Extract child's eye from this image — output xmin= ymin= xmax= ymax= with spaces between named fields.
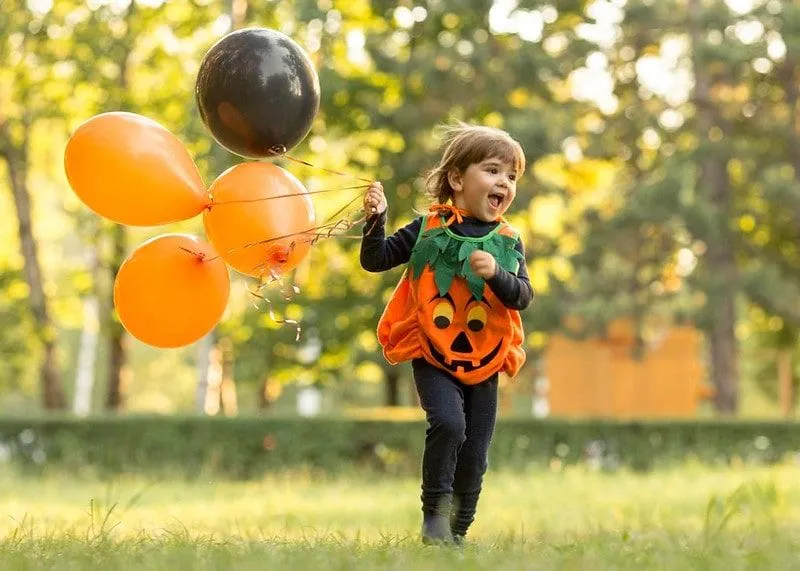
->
xmin=488 ymin=168 xmax=498 ymax=174
xmin=509 ymin=174 xmax=517 ymax=181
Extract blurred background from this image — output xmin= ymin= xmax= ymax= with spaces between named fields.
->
xmin=1 ymin=0 xmax=798 ymax=422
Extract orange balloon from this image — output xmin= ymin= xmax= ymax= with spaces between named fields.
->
xmin=65 ymin=112 xmax=210 ymax=226
xmin=114 ymin=234 xmax=230 ymax=348
xmin=203 ymin=162 xmax=316 ymax=277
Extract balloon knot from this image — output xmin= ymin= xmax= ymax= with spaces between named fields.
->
xmin=267 ymin=245 xmax=290 ymax=265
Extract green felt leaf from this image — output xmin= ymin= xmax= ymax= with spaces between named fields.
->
xmin=458 ymin=240 xmax=478 ymax=262
xmin=460 ymin=258 xmax=472 ymax=278
xmin=407 ymin=222 xmax=520 ymax=297
xmin=500 ymin=234 xmax=519 ymax=248
xmin=434 ymin=261 xmax=456 ymax=295
xmin=482 ymin=239 xmax=500 ymax=256
xmin=409 ymin=239 xmax=439 ymax=278
xmin=467 ymin=272 xmax=485 ymax=300
xmin=432 ymin=232 xmax=450 ymax=252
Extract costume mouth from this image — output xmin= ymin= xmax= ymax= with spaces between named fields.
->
xmin=427 ymin=338 xmax=503 ymax=373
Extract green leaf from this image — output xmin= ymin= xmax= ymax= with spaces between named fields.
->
xmin=482 ymin=240 xmax=500 ymax=259
xmin=488 ymin=235 xmax=523 ymax=274
xmin=467 ymin=272 xmax=485 ymax=300
xmin=460 ymin=258 xmax=472 ymax=278
xmin=506 ymin=247 xmax=524 ymax=274
xmin=424 ymin=227 xmax=446 ymax=239
xmin=432 ymin=232 xmax=450 ymax=252
xmin=434 ymin=261 xmax=456 ymax=295
xmin=409 ymin=239 xmax=439 ymax=278
xmin=458 ymin=240 xmax=478 ymax=261
xmin=500 ymin=247 xmax=516 ymax=269
xmin=500 ymin=234 xmax=519 ymax=249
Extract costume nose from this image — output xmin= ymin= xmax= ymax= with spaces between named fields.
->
xmin=451 ymin=331 xmax=473 ymax=353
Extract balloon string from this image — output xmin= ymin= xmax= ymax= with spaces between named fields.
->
xmin=278 ymin=150 xmax=379 ymax=231
xmin=196 ymin=215 xmax=367 ymax=266
xmin=281 ymin=152 xmax=373 ymax=184
xmin=247 ymin=190 xmax=369 ymax=250
xmin=264 ymin=144 xmax=373 ymax=184
xmin=207 ymin=185 xmax=371 ymax=208
xmin=246 ymin=281 xmax=301 ymax=342
xmin=179 ymin=247 xmax=207 ymax=260
xmin=199 ymin=183 xmax=373 ymax=263
xmin=198 ymin=149 xmax=382 ymax=267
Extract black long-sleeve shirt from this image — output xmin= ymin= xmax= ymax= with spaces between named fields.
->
xmin=360 ymin=211 xmax=533 ymax=311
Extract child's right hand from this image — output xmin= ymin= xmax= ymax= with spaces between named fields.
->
xmin=364 ymin=181 xmax=387 ymax=216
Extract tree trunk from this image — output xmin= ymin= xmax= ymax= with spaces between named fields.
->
xmin=385 ymin=368 xmax=401 ymax=406
xmin=219 ymin=338 xmax=238 ymax=416
xmin=259 ymin=376 xmax=274 ymax=409
xmin=73 ymin=295 xmax=99 ymax=415
xmin=202 ymin=343 xmax=224 ymax=416
xmin=195 ymin=333 xmax=214 ymax=413
xmin=707 ymin=285 xmax=738 ymax=414
xmin=690 ymin=0 xmax=739 ymax=414
xmin=105 ymin=223 xmax=127 ymax=411
xmin=104 ymin=5 xmax=137 ymax=412
xmin=74 ymin=230 xmax=102 ymax=415
xmin=777 ymin=349 xmax=794 ymax=418
xmin=1 ymin=126 xmax=66 ymax=409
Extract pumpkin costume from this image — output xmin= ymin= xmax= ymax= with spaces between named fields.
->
xmin=376 ymin=205 xmax=526 ymax=384
xmin=360 ymin=202 xmax=533 ymax=544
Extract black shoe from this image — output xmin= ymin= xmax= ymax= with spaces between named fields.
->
xmin=421 ymin=515 xmax=453 ymax=545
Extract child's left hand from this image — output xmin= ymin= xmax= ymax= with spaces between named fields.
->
xmin=469 ymin=251 xmax=497 ymax=279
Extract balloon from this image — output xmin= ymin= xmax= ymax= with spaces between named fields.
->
xmin=203 ymin=162 xmax=316 ymax=278
xmin=114 ymin=234 xmax=230 ymax=348
xmin=195 ymin=27 xmax=320 ymax=159
xmin=65 ymin=112 xmax=209 ymax=226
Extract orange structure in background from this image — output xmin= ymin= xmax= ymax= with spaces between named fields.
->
xmin=543 ymin=319 xmax=712 ymax=418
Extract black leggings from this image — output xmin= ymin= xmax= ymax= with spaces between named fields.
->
xmin=412 ymin=358 xmax=498 ymax=536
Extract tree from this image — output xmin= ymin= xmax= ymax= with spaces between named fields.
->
xmin=0 ymin=3 xmax=68 ymax=408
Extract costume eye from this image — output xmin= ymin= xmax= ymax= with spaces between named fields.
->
xmin=433 ymin=300 xmax=454 ymax=329
xmin=467 ymin=305 xmax=487 ymax=332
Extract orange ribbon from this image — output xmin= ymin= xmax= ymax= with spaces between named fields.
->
xmin=428 ymin=204 xmax=468 ymax=226
xmin=428 ymin=203 xmax=505 ymax=226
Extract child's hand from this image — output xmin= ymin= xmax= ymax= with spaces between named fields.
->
xmin=364 ymin=182 xmax=387 ymax=216
xmin=469 ymin=251 xmax=497 ymax=279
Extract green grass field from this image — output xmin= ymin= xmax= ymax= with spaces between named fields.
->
xmin=1 ymin=463 xmax=799 ymax=570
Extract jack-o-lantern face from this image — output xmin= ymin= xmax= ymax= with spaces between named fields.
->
xmin=417 ymin=267 xmax=511 ymax=383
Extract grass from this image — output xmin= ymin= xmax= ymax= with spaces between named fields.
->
xmin=1 ymin=463 xmax=799 ymax=569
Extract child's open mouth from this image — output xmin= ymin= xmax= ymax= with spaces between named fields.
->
xmin=488 ymin=193 xmax=503 ymax=209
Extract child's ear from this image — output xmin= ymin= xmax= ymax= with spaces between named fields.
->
xmin=447 ymin=169 xmax=463 ymax=192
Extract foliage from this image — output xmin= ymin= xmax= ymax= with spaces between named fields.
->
xmin=0 ymin=416 xmax=797 ymax=478
xmin=2 ymin=0 xmax=800 ymax=413
xmin=0 ymin=267 xmax=39 ymax=395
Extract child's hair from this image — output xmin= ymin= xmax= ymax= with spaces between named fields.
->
xmin=424 ymin=122 xmax=526 ymax=204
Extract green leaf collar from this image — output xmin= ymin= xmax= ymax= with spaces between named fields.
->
xmin=408 ymin=216 xmax=523 ymax=299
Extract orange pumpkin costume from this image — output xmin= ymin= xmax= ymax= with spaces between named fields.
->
xmin=377 ymin=205 xmax=526 ymax=384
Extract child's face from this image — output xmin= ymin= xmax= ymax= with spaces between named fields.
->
xmin=449 ymin=157 xmax=518 ymax=222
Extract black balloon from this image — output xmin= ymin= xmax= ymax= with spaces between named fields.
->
xmin=195 ymin=27 xmax=320 ymax=159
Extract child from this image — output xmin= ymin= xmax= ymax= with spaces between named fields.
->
xmin=360 ymin=123 xmax=533 ymax=545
